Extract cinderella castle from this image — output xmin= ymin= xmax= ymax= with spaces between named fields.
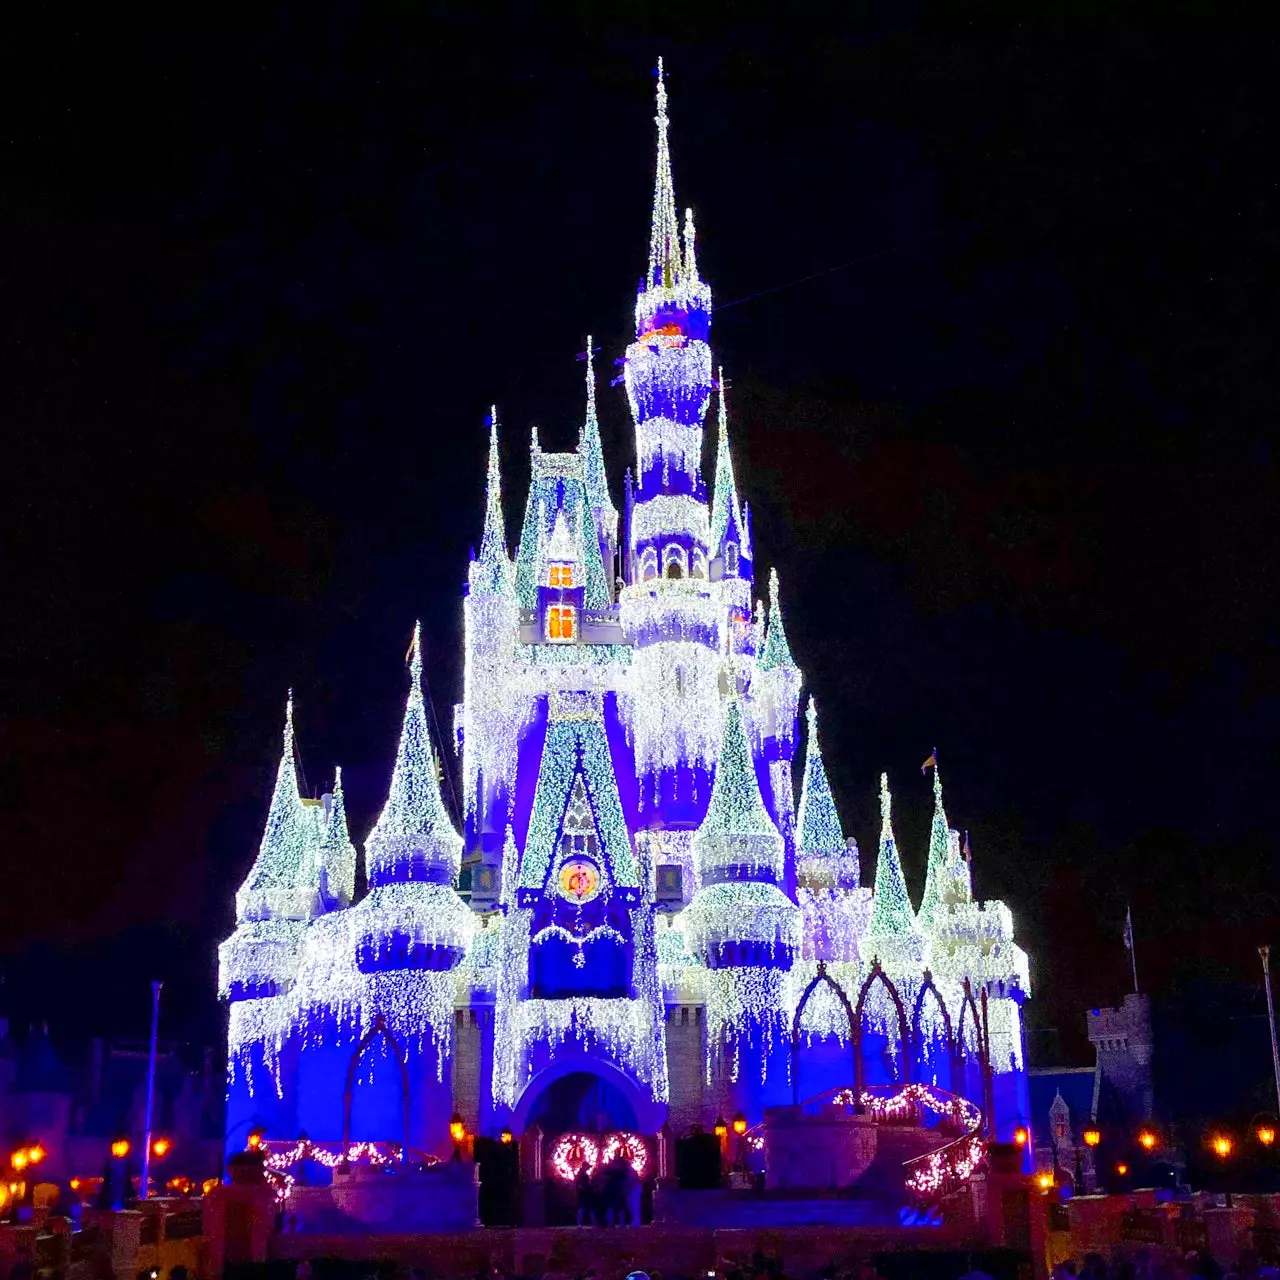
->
xmin=219 ymin=64 xmax=1032 ymax=1187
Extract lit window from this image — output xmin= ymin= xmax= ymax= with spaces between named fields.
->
xmin=547 ymin=605 xmax=576 ymax=642
xmin=663 ymin=544 xmax=686 ymax=579
xmin=640 ymin=548 xmax=658 ymax=581
xmin=725 ymin=542 xmax=739 ymax=576
xmin=549 ymin=562 xmax=575 ymax=588
xmin=691 ymin=548 xmax=707 ymax=579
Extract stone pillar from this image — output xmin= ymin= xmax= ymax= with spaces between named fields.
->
xmin=201 ymin=1160 xmax=278 ymax=1277
xmin=81 ymin=1209 xmax=143 ymax=1280
xmin=519 ymin=1124 xmax=545 ymax=1227
xmin=652 ymin=1123 xmax=680 ymax=1222
xmin=1205 ymin=1206 xmax=1256 ymax=1266
xmin=982 ymin=1141 xmax=1049 ymax=1280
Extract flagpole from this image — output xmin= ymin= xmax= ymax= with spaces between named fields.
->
xmin=1260 ymin=947 xmax=1280 ymax=1119
xmin=1126 ymin=906 xmax=1139 ymax=995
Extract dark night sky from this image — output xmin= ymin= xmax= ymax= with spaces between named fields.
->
xmin=1 ymin=3 xmax=1277 ymax=1060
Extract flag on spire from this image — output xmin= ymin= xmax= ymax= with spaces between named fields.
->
xmin=648 ymin=57 xmax=682 ymax=291
xmin=917 ymin=756 xmax=953 ymax=929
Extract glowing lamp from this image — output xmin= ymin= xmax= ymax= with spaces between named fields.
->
xmin=1212 ymin=1135 xmax=1233 ymax=1158
xmin=69 ymin=1178 xmax=81 ymax=1192
xmin=10 ymin=1151 xmax=27 ymax=1171
xmin=152 ymin=1137 xmax=172 ymax=1158
xmin=449 ymin=1113 xmax=466 ymax=1145
xmin=1116 ymin=1162 xmax=1129 ymax=1176
xmin=1037 ymin=1173 xmax=1054 ymax=1189
xmin=1083 ymin=1127 xmax=1101 ymax=1148
xmin=1258 ymin=1126 xmax=1276 ymax=1147
xmin=732 ymin=1114 xmax=748 ymax=1137
xmin=1138 ymin=1130 xmax=1157 ymax=1151
xmin=713 ymin=1117 xmax=728 ymax=1140
xmin=202 ymin=1178 xmax=220 ymax=1195
xmin=499 ymin=1129 xmax=513 ymax=1146
xmin=27 ymin=1145 xmax=45 ymax=1166
xmin=1013 ymin=1126 xmax=1029 ymax=1147
xmin=110 ymin=1139 xmax=131 ymax=1159
xmin=246 ymin=1130 xmax=263 ymax=1151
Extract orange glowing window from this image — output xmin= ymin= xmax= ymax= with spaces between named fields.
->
xmin=547 ymin=605 xmax=576 ymax=642
xmin=549 ymin=563 xmax=575 ymax=588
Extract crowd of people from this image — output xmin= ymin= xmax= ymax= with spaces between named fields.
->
xmin=572 ymin=1156 xmax=642 ymax=1228
xmin=1052 ymin=1248 xmax=1280 ymax=1280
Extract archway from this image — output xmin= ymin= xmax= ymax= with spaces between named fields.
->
xmin=790 ymin=962 xmax=858 ymax=1105
xmin=510 ymin=1052 xmax=665 ymax=1137
xmin=912 ymin=972 xmax=956 ymax=1090
xmin=854 ymin=964 xmax=911 ymax=1091
xmin=342 ymin=1016 xmax=410 ymax=1151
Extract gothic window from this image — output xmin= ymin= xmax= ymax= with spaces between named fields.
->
xmin=559 ymin=776 xmax=598 ymax=861
xmin=546 ymin=605 xmax=576 ymax=642
xmin=549 ymin=562 xmax=575 ymax=588
xmin=663 ymin=544 xmax=686 ymax=579
xmin=674 ymin=665 xmax=687 ymax=697
xmin=690 ymin=547 xmax=708 ymax=579
xmin=640 ymin=547 xmax=658 ymax=581
xmin=725 ymin=542 xmax=739 ymax=576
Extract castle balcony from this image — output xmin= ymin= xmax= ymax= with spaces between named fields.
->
xmin=618 ymin=579 xmax=721 ymax=647
xmin=518 ymin=606 xmax=626 ymax=646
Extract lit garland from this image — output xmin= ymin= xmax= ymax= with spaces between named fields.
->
xmin=548 ymin=1131 xmax=650 ymax=1181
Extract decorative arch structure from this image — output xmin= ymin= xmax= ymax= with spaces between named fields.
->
xmin=509 ymin=1050 xmax=666 ymax=1137
xmin=912 ymin=970 xmax=957 ymax=1088
xmin=854 ymin=963 xmax=913 ymax=1090
xmin=341 ymin=1015 xmax=411 ymax=1154
xmin=790 ymin=961 xmax=859 ymax=1103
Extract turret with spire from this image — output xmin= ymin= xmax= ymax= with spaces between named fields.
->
xmin=863 ymin=773 xmax=925 ymax=972
xmin=917 ymin=756 xmax=971 ymax=929
xmin=623 ymin=58 xmax=714 ymax=580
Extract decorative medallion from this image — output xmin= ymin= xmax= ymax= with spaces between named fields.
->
xmin=558 ymin=858 xmax=600 ymax=904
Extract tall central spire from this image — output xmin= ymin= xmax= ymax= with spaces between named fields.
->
xmin=649 ymin=58 xmax=682 ymax=291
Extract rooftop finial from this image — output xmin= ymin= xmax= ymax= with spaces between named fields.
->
xmin=408 ymin=620 xmax=423 ymax=686
xmin=648 ymin=58 xmax=681 ymax=291
xmin=709 ymin=366 xmax=744 ymax=553
xmin=579 ymin=336 xmax=613 ymax=522
xmin=474 ymin=407 xmax=513 ymax=593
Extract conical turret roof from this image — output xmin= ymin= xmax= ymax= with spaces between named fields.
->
xmin=866 ymin=773 xmax=920 ymax=939
xmin=709 ymin=369 xmax=745 ymax=555
xmin=917 ymin=759 xmax=953 ymax=929
xmin=759 ymin=568 xmax=796 ymax=670
xmin=578 ymin=339 xmax=615 ymax=526
xmin=796 ymin=697 xmax=845 ymax=856
xmin=366 ymin=623 xmax=463 ymax=882
xmin=236 ymin=692 xmax=323 ymax=922
xmin=472 ymin=408 xmax=514 ymax=595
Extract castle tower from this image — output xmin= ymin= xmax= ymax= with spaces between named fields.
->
xmin=618 ymin=62 xmax=722 ymax=828
xmin=463 ymin=412 xmax=521 ymax=882
xmin=685 ymin=700 xmax=800 ymax=1110
xmin=219 ymin=693 xmax=324 ymax=1145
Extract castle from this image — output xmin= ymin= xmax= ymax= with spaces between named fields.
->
xmin=219 ymin=64 xmax=1032 ymax=1171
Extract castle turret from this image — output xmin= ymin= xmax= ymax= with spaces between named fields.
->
xmin=684 ymin=700 xmax=800 ymax=1085
xmin=219 ymin=693 xmax=323 ymax=1101
xmin=463 ymin=411 xmax=521 ymax=872
xmin=863 ymin=773 xmax=924 ymax=973
xmin=795 ymin=698 xmax=859 ymax=889
xmin=318 ymin=766 xmax=356 ymax=911
xmin=624 ymin=60 xmax=714 ymax=580
xmin=578 ymin=338 xmax=618 ymax=586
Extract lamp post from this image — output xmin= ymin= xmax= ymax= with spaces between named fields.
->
xmin=1260 ymin=947 xmax=1280 ymax=1119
